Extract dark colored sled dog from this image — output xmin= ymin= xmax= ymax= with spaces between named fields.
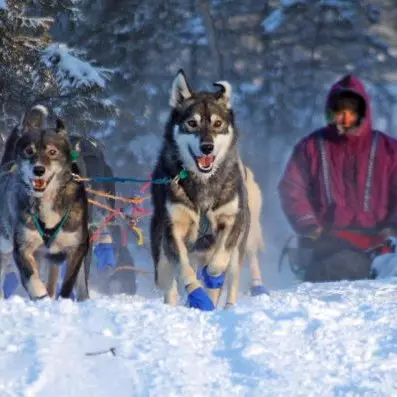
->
xmin=0 ymin=105 xmax=89 ymax=300
xmin=150 ymin=70 xmax=250 ymax=310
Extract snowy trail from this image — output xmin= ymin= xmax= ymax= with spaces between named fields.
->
xmin=2 ymin=279 xmax=397 ymax=396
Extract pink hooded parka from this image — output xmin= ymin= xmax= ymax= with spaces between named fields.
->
xmin=278 ymin=75 xmax=397 ymax=234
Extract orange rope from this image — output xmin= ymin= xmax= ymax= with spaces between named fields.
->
xmin=111 ymin=265 xmax=154 ymax=275
xmin=88 ymin=199 xmax=146 ymax=246
xmin=86 ymin=184 xmax=150 ymax=246
xmin=86 ymin=187 xmax=150 ymax=205
xmin=88 ymin=198 xmax=121 ymax=216
xmin=89 ymin=212 xmax=119 ymax=243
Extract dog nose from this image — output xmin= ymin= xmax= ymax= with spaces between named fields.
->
xmin=200 ymin=142 xmax=214 ymax=155
xmin=33 ymin=165 xmax=46 ymax=177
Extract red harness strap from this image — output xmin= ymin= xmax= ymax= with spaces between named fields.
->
xmin=332 ymin=230 xmax=392 ymax=254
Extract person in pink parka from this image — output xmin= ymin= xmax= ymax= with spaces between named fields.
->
xmin=278 ymin=74 xmax=397 ymax=282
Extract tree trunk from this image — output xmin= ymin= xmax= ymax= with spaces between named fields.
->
xmin=198 ymin=0 xmax=224 ymax=80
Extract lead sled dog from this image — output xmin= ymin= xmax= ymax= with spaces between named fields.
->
xmin=150 ymin=69 xmax=266 ymax=311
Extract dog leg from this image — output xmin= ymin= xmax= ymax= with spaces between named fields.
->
xmin=59 ymin=243 xmax=89 ymax=300
xmin=243 ymin=164 xmax=268 ymax=295
xmin=248 ymin=249 xmax=263 ymax=287
xmin=14 ymin=246 xmax=48 ymax=300
xmin=165 ymin=277 xmax=178 ymax=305
xmin=203 ymin=212 xmax=238 ymax=305
xmin=224 ymin=248 xmax=240 ymax=309
xmin=74 ymin=260 xmax=89 ymax=301
xmin=47 ymin=265 xmax=59 ymax=299
xmin=171 ymin=217 xmax=215 ymax=311
xmin=168 ymin=205 xmax=199 ymax=288
xmin=248 ymin=251 xmax=269 ymax=296
xmin=0 ymin=238 xmax=14 ymax=299
xmin=156 ymin=248 xmax=179 ymax=305
xmin=207 ymin=287 xmax=222 ymax=308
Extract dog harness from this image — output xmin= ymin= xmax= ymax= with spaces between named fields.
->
xmin=31 ymin=207 xmax=72 ymax=248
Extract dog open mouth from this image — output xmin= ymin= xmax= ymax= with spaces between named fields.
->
xmin=30 ymin=174 xmax=54 ymax=192
xmin=196 ymin=155 xmax=215 ymax=172
xmin=189 ymin=147 xmax=215 ymax=173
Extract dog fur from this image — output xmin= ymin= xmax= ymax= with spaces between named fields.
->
xmin=150 ymin=69 xmax=250 ymax=309
xmin=239 ymin=162 xmax=266 ymax=287
xmin=0 ymin=105 xmax=89 ymax=300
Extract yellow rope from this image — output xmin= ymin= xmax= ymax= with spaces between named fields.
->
xmin=131 ymin=224 xmax=145 ymax=246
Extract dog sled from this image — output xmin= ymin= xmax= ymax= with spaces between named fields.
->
xmin=278 ymin=230 xmax=397 ymax=282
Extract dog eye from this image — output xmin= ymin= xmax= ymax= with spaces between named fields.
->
xmin=24 ymin=146 xmax=34 ymax=156
xmin=187 ymin=120 xmax=198 ymax=128
xmin=213 ymin=120 xmax=223 ymax=128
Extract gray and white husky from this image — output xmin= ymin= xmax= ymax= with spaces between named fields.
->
xmin=0 ymin=106 xmax=89 ymax=300
xmin=150 ymin=69 xmax=251 ymax=310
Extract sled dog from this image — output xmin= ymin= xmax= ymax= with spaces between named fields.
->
xmin=150 ymin=69 xmax=251 ymax=310
xmin=0 ymin=105 xmax=89 ymax=300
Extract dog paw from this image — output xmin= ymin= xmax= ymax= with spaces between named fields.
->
xmin=198 ymin=266 xmax=225 ymax=289
xmin=56 ymin=288 xmax=76 ymax=301
xmin=186 ymin=286 xmax=215 ymax=311
xmin=33 ymin=293 xmax=49 ymax=301
xmin=250 ymin=285 xmax=270 ymax=296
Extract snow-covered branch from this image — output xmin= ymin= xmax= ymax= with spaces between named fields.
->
xmin=41 ymin=43 xmax=113 ymax=91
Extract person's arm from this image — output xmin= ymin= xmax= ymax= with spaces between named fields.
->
xmin=379 ymin=160 xmax=397 ymax=237
xmin=278 ymin=141 xmax=322 ymax=236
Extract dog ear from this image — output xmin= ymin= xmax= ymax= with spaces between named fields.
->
xmin=213 ymin=81 xmax=232 ymax=109
xmin=22 ymin=104 xmax=50 ymax=131
xmin=55 ymin=118 xmax=68 ymax=136
xmin=169 ymin=69 xmax=193 ymax=108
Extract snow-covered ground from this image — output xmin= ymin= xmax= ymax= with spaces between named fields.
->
xmin=2 ymin=278 xmax=397 ymax=396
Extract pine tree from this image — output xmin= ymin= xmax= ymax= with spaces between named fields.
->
xmin=0 ymin=0 xmax=111 ymax=133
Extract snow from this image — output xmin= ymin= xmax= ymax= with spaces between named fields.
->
xmin=20 ymin=16 xmax=53 ymax=29
xmin=41 ymin=43 xmax=112 ymax=90
xmin=2 ymin=279 xmax=397 ymax=395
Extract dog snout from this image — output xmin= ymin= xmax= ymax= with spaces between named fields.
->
xmin=33 ymin=165 xmax=46 ymax=177
xmin=200 ymin=142 xmax=214 ymax=155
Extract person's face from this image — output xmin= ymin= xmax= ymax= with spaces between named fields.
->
xmin=333 ymin=108 xmax=360 ymax=131
xmin=331 ymin=95 xmax=361 ymax=133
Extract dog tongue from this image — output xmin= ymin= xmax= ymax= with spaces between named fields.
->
xmin=32 ymin=179 xmax=45 ymax=189
xmin=197 ymin=156 xmax=214 ymax=168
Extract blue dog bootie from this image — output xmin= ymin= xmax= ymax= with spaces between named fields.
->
xmin=250 ymin=285 xmax=270 ymax=296
xmin=197 ymin=265 xmax=225 ymax=289
xmin=94 ymin=232 xmax=116 ymax=272
xmin=3 ymin=271 xmax=19 ymax=299
xmin=186 ymin=285 xmax=215 ymax=311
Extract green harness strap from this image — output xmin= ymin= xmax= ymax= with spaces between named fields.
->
xmin=31 ymin=207 xmax=72 ymax=248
